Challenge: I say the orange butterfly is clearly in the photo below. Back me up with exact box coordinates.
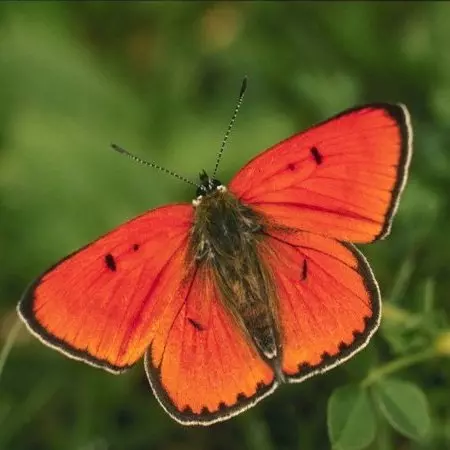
[18,80,412,425]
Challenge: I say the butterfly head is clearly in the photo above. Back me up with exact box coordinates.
[193,170,225,206]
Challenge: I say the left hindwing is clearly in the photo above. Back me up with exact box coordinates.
[229,104,412,243]
[145,262,276,425]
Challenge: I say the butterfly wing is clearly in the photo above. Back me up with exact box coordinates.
[145,262,276,425]
[260,229,379,380]
[18,204,194,373]
[19,200,276,423]
[229,104,412,243]
[228,104,412,381]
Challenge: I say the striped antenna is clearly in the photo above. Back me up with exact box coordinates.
[212,76,248,178]
[111,144,199,188]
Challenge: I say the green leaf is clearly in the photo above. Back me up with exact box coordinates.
[327,385,376,450]
[373,378,431,440]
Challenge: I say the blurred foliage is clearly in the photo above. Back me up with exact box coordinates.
[1,2,450,450]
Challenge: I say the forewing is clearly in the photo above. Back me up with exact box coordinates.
[229,104,412,243]
[145,262,276,425]
[18,204,193,373]
[260,229,380,381]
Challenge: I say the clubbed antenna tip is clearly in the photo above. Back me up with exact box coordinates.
[240,76,248,97]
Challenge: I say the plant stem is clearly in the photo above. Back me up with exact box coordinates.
[0,319,22,384]
[361,349,436,388]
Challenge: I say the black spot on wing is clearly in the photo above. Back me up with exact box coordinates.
[287,163,296,171]
[188,318,205,331]
[256,381,266,392]
[132,244,140,251]
[310,146,323,165]
[105,253,117,272]
[218,402,227,411]
[182,406,194,415]
[300,260,308,281]
[297,362,312,372]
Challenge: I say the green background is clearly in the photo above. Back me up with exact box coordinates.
[1,2,449,450]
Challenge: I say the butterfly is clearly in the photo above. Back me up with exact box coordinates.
[18,79,412,425]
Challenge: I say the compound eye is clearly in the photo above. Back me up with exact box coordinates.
[211,178,222,190]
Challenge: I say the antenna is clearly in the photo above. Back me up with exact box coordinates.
[212,76,248,178]
[110,144,199,188]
